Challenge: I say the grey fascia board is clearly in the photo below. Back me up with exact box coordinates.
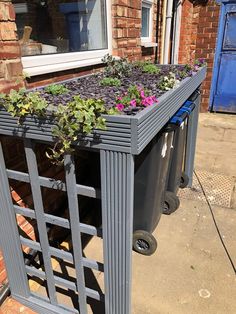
[0,66,206,155]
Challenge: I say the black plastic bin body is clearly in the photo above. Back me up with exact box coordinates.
[132,128,174,255]
[167,117,188,195]
[167,90,201,195]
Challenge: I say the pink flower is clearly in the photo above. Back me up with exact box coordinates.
[130,99,137,107]
[141,99,148,106]
[140,90,145,98]
[117,96,122,100]
[116,103,125,111]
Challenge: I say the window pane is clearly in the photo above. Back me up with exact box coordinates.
[13,0,108,56]
[141,6,150,38]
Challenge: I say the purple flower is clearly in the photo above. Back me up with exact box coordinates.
[130,99,137,107]
[116,103,125,111]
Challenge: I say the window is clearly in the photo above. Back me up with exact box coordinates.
[13,0,112,76]
[141,0,153,43]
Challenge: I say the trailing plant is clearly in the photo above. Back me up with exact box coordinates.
[0,88,48,119]
[47,96,118,163]
[45,84,69,95]
[100,77,121,87]
[115,85,158,113]
[0,89,118,163]
[158,72,180,91]
[102,54,132,78]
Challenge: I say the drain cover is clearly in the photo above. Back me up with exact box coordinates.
[178,170,235,208]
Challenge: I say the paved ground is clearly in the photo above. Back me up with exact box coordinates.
[1,112,236,313]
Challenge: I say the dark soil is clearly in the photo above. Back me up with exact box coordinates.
[38,64,195,114]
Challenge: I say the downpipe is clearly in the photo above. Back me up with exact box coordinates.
[163,0,174,64]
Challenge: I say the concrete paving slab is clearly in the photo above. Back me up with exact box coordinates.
[211,205,236,265]
[195,113,236,177]
[132,199,236,314]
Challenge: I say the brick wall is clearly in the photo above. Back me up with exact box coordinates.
[0,0,24,93]
[178,0,220,111]
[112,0,158,61]
[0,0,24,286]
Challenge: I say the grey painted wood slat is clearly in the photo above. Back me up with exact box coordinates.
[7,168,101,199]
[100,151,134,314]
[85,287,104,302]
[14,205,36,219]
[15,205,70,229]
[0,141,30,298]
[0,125,132,153]
[49,247,73,263]
[23,240,103,273]
[80,223,102,237]
[7,169,30,183]
[26,265,46,279]
[15,294,77,314]
[64,153,88,314]
[24,139,58,305]
[138,81,203,152]
[0,117,131,134]
[20,236,42,252]
[82,258,104,272]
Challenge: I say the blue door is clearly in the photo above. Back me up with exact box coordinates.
[210,2,236,113]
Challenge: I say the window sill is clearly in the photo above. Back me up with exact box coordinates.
[141,42,158,48]
[22,56,106,77]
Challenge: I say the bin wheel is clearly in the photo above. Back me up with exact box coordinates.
[133,230,157,256]
[180,172,189,189]
[163,191,180,215]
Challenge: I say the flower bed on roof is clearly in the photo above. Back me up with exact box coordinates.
[0,56,206,162]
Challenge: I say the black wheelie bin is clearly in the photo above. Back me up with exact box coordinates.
[132,126,174,256]
[163,89,201,215]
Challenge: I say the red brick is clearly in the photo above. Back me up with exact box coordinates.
[0,41,21,59]
[0,79,24,93]
[0,21,17,40]
[0,270,7,285]
[0,3,15,21]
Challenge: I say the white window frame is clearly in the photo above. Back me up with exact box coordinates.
[141,0,153,44]
[20,0,112,76]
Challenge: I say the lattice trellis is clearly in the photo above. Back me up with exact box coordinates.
[0,135,135,314]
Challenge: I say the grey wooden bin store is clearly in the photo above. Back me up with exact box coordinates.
[0,67,206,314]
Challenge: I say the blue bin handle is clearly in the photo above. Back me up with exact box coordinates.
[170,110,188,125]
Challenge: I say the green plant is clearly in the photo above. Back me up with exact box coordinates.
[100,77,121,87]
[133,60,150,68]
[142,64,160,74]
[158,72,180,91]
[102,54,132,78]
[0,88,48,119]
[47,96,118,163]
[45,84,69,95]
[0,89,118,164]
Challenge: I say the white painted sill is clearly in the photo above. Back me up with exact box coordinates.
[141,42,158,48]
[22,57,106,77]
